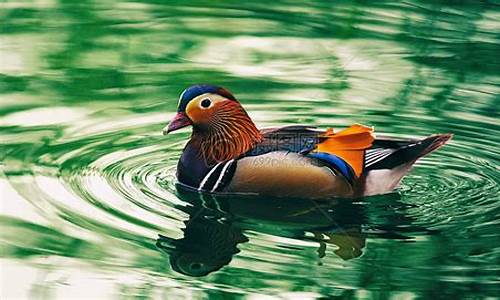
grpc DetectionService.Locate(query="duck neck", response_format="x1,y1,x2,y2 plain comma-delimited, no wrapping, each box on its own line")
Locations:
192,104,262,164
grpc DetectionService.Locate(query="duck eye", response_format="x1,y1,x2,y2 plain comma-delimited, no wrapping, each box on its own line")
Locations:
190,263,202,270
200,98,211,108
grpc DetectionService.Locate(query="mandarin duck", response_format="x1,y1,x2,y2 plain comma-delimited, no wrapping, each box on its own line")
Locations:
163,84,452,199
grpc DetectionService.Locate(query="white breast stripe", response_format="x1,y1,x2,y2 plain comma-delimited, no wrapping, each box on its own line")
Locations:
211,159,234,192
198,162,223,191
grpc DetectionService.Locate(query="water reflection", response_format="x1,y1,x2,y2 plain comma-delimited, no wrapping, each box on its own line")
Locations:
158,187,427,277
2,0,499,298
156,188,249,277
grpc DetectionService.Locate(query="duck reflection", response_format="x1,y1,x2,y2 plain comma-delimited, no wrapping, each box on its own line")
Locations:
157,217,247,277
313,228,365,260
157,186,423,277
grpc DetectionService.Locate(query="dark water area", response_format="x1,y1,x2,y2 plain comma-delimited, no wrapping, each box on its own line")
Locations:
1,1,499,299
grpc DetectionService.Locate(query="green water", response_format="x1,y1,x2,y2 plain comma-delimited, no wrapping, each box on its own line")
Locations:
1,1,499,299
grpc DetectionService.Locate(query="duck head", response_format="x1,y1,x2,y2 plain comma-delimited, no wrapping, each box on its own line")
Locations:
163,84,263,162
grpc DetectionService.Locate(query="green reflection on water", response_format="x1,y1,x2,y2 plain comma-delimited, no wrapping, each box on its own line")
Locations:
1,0,499,299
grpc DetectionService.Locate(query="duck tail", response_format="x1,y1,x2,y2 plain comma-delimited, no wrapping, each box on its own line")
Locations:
415,133,453,159
367,133,453,171
361,133,452,197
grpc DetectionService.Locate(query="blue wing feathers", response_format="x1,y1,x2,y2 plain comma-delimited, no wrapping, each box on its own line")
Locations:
308,152,355,182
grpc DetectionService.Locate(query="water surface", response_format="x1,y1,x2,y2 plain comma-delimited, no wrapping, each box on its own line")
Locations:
1,1,499,299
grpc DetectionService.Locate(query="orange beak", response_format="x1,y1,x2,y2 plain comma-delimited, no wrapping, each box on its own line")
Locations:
163,112,192,135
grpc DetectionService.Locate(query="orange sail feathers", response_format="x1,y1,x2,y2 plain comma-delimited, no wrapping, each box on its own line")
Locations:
316,124,375,177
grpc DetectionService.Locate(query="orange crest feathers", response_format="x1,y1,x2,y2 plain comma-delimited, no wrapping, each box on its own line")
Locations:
316,124,375,177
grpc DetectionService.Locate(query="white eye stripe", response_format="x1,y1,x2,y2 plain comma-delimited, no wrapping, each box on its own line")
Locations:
178,89,187,107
